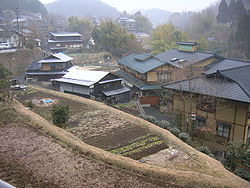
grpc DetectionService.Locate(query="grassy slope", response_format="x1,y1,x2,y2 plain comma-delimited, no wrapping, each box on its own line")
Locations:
11,86,250,188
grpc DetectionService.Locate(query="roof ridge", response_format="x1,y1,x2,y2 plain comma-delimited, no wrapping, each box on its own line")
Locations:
221,57,250,63
220,64,250,73
218,70,250,99
163,77,199,87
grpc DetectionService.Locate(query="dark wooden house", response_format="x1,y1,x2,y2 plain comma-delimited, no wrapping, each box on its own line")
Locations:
47,32,83,53
25,53,73,81
52,67,130,104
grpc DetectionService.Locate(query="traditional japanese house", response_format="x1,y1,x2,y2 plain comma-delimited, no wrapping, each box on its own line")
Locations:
25,53,73,81
116,42,219,106
164,59,250,149
47,32,83,53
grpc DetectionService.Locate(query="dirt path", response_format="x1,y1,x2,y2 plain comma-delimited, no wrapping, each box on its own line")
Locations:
0,108,180,188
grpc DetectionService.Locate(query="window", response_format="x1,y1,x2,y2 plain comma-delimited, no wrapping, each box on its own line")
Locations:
216,122,231,138
56,43,61,47
195,116,206,127
158,72,172,82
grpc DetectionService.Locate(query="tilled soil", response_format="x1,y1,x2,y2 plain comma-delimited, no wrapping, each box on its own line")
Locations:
15,90,167,160
0,117,182,188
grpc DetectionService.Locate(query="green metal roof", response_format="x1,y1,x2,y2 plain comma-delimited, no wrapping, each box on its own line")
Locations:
118,53,168,74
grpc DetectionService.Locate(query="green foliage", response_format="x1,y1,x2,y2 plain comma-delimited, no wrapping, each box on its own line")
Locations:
150,23,187,54
0,65,10,89
68,16,93,40
132,11,153,33
159,120,171,130
26,100,34,109
223,142,250,181
235,14,250,58
217,0,229,23
93,20,142,57
179,132,192,144
197,37,209,51
51,104,70,127
196,146,214,158
170,128,180,137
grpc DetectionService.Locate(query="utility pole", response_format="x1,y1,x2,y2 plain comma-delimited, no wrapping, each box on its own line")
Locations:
14,8,19,32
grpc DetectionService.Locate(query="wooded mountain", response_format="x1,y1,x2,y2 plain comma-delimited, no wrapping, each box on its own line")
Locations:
0,0,47,15
141,8,172,27
46,0,120,18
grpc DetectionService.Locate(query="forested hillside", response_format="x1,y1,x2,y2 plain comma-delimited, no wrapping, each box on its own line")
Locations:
46,0,120,18
0,0,47,15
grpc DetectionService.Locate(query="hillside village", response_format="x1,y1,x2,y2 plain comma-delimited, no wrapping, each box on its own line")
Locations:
0,0,250,187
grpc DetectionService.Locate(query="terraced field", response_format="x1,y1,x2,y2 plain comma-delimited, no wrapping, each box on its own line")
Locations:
15,87,168,160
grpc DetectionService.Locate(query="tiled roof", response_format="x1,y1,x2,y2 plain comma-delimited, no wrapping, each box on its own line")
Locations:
220,65,250,98
25,61,42,71
117,53,170,74
115,70,161,91
164,76,250,103
155,49,215,67
204,58,250,75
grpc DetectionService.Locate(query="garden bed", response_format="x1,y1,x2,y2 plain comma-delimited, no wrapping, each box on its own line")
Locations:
15,88,167,160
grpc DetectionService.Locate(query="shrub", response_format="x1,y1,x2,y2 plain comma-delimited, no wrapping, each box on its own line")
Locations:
196,146,214,158
170,128,180,137
179,132,192,144
52,104,70,127
154,120,161,126
26,100,34,109
234,168,250,181
223,142,250,181
159,120,171,130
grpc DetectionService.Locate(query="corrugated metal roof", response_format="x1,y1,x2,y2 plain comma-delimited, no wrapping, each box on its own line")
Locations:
155,49,215,67
118,53,169,74
52,78,95,86
39,53,73,63
25,71,67,75
164,77,250,103
101,87,130,96
49,32,82,37
204,59,250,75
98,78,123,84
63,66,109,82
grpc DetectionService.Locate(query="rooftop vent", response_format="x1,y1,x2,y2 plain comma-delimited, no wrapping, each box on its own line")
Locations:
170,58,179,62
179,59,187,63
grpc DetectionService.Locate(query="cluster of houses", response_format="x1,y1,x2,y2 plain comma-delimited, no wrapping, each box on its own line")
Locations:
24,41,250,148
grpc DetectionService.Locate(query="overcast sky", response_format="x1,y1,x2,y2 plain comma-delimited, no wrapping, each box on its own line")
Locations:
39,0,219,12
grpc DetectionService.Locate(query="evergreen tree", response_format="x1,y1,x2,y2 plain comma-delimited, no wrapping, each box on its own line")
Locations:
217,0,229,23
228,0,237,22
236,14,250,58
235,0,246,19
